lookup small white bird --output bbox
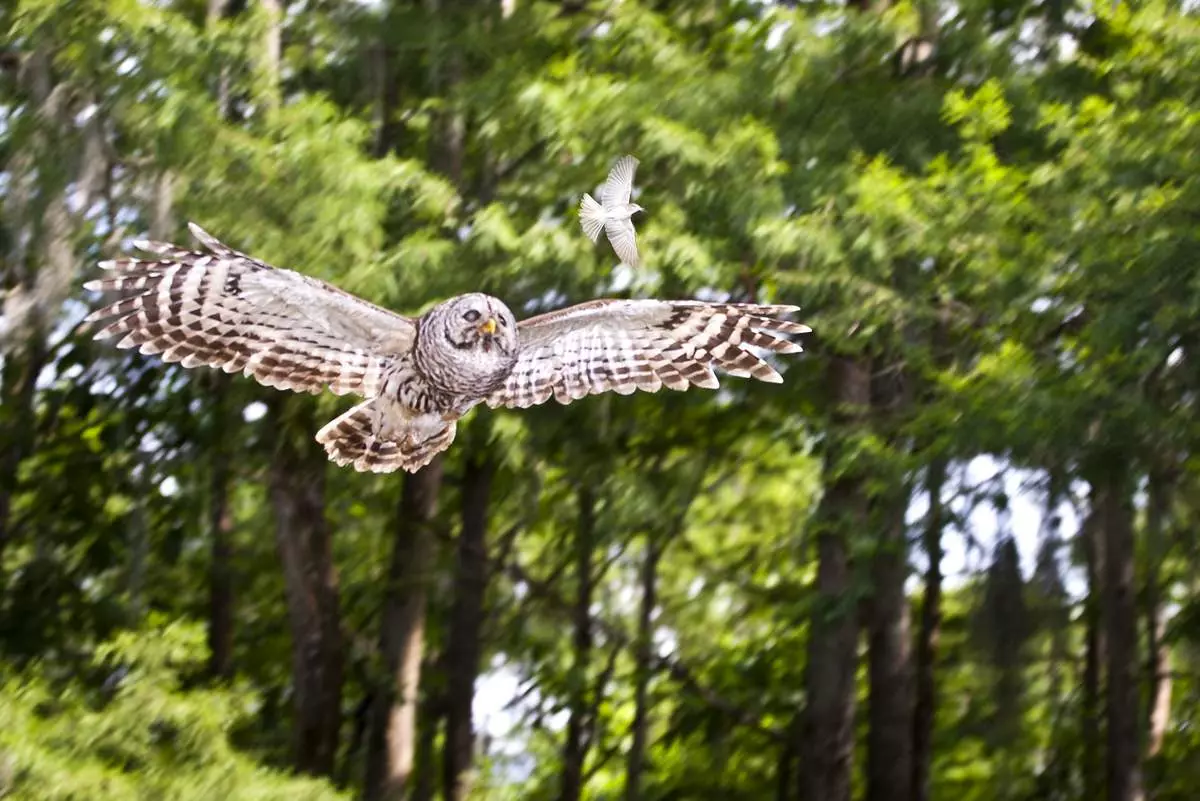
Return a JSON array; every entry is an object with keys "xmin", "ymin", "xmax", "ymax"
[{"xmin": 580, "ymin": 154, "xmax": 644, "ymax": 268}]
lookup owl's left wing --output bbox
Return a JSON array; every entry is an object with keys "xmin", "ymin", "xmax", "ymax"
[
  {"xmin": 486, "ymin": 299, "xmax": 809, "ymax": 409},
  {"xmin": 84, "ymin": 223, "xmax": 416, "ymax": 397}
]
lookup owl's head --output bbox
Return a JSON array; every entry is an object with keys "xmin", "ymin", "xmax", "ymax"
[{"xmin": 434, "ymin": 293, "xmax": 517, "ymax": 356}]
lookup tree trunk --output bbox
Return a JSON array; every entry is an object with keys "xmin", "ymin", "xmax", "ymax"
[
  {"xmin": 270, "ymin": 398, "xmax": 344, "ymax": 777},
  {"xmin": 1081, "ymin": 490, "xmax": 1106, "ymax": 801},
  {"xmin": 207, "ymin": 375, "xmax": 235, "ymax": 680},
  {"xmin": 442, "ymin": 453, "xmax": 496, "ymax": 801},
  {"xmin": 1037, "ymin": 472, "xmax": 1070, "ymax": 793},
  {"xmin": 867, "ymin": 487, "xmax": 914, "ymax": 801},
  {"xmin": 0, "ymin": 336, "xmax": 45, "ymax": 568},
  {"xmin": 1, "ymin": 48, "xmax": 77, "ymax": 567},
  {"xmin": 372, "ymin": 35, "xmax": 401, "ymax": 159},
  {"xmin": 911, "ymin": 459, "xmax": 946, "ymax": 801},
  {"xmin": 798, "ymin": 355, "xmax": 869, "ymax": 801},
  {"xmin": 1145, "ymin": 471, "xmax": 1172, "ymax": 759},
  {"xmin": 1100, "ymin": 467, "xmax": 1142, "ymax": 801},
  {"xmin": 775, "ymin": 719, "xmax": 800, "ymax": 801},
  {"xmin": 202, "ymin": 0, "xmax": 239, "ymax": 681},
  {"xmin": 259, "ymin": 0, "xmax": 282, "ymax": 110},
  {"xmin": 412, "ymin": 686, "xmax": 441, "ymax": 801},
  {"xmin": 365, "ymin": 458, "xmax": 445, "ymax": 801},
  {"xmin": 426, "ymin": 0, "xmax": 468, "ymax": 187},
  {"xmin": 561, "ymin": 486, "xmax": 597, "ymax": 801},
  {"xmin": 626, "ymin": 534, "xmax": 660, "ymax": 801}
]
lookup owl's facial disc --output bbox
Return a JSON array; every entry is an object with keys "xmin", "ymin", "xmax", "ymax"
[{"xmin": 443, "ymin": 295, "xmax": 513, "ymax": 355}]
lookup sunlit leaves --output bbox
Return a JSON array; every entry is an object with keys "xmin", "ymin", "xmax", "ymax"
[{"xmin": 943, "ymin": 80, "xmax": 1013, "ymax": 141}]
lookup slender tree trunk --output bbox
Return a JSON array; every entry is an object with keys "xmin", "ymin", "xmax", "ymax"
[
  {"xmin": 203, "ymin": 0, "xmax": 239, "ymax": 682},
  {"xmin": 867, "ymin": 487, "xmax": 915, "ymax": 801},
  {"xmin": 0, "ymin": 337, "xmax": 45, "ymax": 568},
  {"xmin": 270, "ymin": 398, "xmax": 344, "ymax": 777},
  {"xmin": 207, "ymin": 0, "xmax": 237, "ymax": 109},
  {"xmin": 251, "ymin": 0, "xmax": 343, "ymax": 772},
  {"xmin": 365, "ymin": 458, "xmax": 445, "ymax": 801},
  {"xmin": 775, "ymin": 718, "xmax": 800, "ymax": 801},
  {"xmin": 798, "ymin": 355, "xmax": 869, "ymax": 801},
  {"xmin": 1082, "ymin": 492, "xmax": 1106, "ymax": 801},
  {"xmin": 1101, "ymin": 466, "xmax": 1143, "ymax": 801},
  {"xmin": 1028, "ymin": 469, "xmax": 1071, "ymax": 798},
  {"xmin": 412, "ymin": 685, "xmax": 441, "ymax": 801},
  {"xmin": 442, "ymin": 453, "xmax": 496, "ymax": 801},
  {"xmin": 1145, "ymin": 472, "xmax": 1173, "ymax": 759},
  {"xmin": 372, "ymin": 36, "xmax": 401, "ymax": 159},
  {"xmin": 135, "ymin": 176, "xmax": 175, "ymax": 620},
  {"xmin": 426, "ymin": 0, "xmax": 468, "ymax": 186},
  {"xmin": 259, "ymin": 0, "xmax": 282, "ymax": 110},
  {"xmin": 207, "ymin": 375, "xmax": 235, "ymax": 680},
  {"xmin": 1, "ymin": 48, "xmax": 77, "ymax": 567},
  {"xmin": 0, "ymin": 152, "xmax": 34, "ymax": 570},
  {"xmin": 626, "ymin": 534, "xmax": 660, "ymax": 801},
  {"xmin": 911, "ymin": 459, "xmax": 946, "ymax": 801},
  {"xmin": 561, "ymin": 486, "xmax": 597, "ymax": 801}
]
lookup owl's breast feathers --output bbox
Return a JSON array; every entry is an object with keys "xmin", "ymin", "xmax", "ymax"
[{"xmin": 394, "ymin": 343, "xmax": 516, "ymax": 419}]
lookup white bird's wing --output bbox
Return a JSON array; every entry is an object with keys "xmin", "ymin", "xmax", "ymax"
[
  {"xmin": 83, "ymin": 222, "xmax": 416, "ymax": 397},
  {"xmin": 605, "ymin": 218, "xmax": 640, "ymax": 268},
  {"xmin": 601, "ymin": 154, "xmax": 639, "ymax": 207}
]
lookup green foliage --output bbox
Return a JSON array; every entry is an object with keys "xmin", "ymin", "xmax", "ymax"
[{"xmin": 0, "ymin": 621, "xmax": 348, "ymax": 800}]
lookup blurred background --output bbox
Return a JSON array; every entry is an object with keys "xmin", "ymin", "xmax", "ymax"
[{"xmin": 1, "ymin": 0, "xmax": 1198, "ymax": 799}]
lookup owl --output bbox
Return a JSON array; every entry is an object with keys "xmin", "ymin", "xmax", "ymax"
[{"xmin": 84, "ymin": 224, "xmax": 810, "ymax": 473}]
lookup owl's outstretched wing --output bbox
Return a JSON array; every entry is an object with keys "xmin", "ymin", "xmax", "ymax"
[
  {"xmin": 487, "ymin": 299, "xmax": 809, "ymax": 409},
  {"xmin": 83, "ymin": 222, "xmax": 416, "ymax": 397}
]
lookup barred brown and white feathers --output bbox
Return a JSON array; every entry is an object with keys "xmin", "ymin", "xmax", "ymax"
[
  {"xmin": 316, "ymin": 398, "xmax": 456, "ymax": 474},
  {"xmin": 83, "ymin": 222, "xmax": 416, "ymax": 397},
  {"xmin": 486, "ymin": 300, "xmax": 810, "ymax": 409}
]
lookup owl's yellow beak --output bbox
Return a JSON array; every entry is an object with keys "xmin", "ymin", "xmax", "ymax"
[{"xmin": 478, "ymin": 318, "xmax": 497, "ymax": 336}]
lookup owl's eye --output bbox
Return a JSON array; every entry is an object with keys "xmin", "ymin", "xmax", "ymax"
[{"xmin": 463, "ymin": 309, "xmax": 481, "ymax": 323}]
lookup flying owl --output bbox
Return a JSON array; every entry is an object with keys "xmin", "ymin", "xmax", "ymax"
[{"xmin": 84, "ymin": 224, "xmax": 810, "ymax": 473}]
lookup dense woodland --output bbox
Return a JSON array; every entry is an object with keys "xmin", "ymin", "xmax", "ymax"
[{"xmin": 2, "ymin": 0, "xmax": 1199, "ymax": 799}]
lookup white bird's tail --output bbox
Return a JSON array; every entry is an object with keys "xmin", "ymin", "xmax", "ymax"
[
  {"xmin": 579, "ymin": 193, "xmax": 606, "ymax": 243},
  {"xmin": 316, "ymin": 399, "xmax": 456, "ymax": 473}
]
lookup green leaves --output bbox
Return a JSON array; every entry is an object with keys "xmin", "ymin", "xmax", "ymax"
[
  {"xmin": 943, "ymin": 80, "xmax": 1013, "ymax": 141},
  {"xmin": 0, "ymin": 621, "xmax": 349, "ymax": 800}
]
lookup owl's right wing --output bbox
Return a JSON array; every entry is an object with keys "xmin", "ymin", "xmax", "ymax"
[
  {"xmin": 486, "ymin": 299, "xmax": 809, "ymax": 409},
  {"xmin": 84, "ymin": 222, "xmax": 417, "ymax": 397},
  {"xmin": 600, "ymin": 155, "xmax": 638, "ymax": 207}
]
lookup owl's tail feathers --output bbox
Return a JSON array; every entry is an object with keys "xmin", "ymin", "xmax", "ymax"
[
  {"xmin": 579, "ymin": 193, "xmax": 606, "ymax": 243},
  {"xmin": 315, "ymin": 399, "xmax": 456, "ymax": 474}
]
